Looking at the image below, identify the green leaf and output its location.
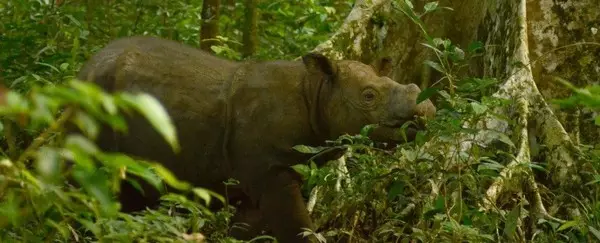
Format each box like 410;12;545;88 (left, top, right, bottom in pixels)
504;206;520;238
404;0;414;9
101;95;118;115
482;130;515;148
60;147;95;172
293;145;326;154
387;181;405;201
119;93;180;153
6;91;29;113
124;177;146;195
151;163;190;191
595;115;600;126
589;226;600;240
451;46;465;61
417;87;440;104
360;124;376;136
424;2;439;13
415;130;426;146
424;60;445;74
72;167;118;217
400;148;417;162
470;102;488;115
291;164;311;178
557;220;578;232
211;45;224;54
467;41;484;53
36;147;61;181
477;161;505;172
59;63;70;71
192;188;212;205
73;111;99;139
192;188;211;205
432;38;445;47
97;153;163;191
65;134;99;155
585;175;600;186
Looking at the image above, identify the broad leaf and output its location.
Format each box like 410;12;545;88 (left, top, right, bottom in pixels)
119;93;180;153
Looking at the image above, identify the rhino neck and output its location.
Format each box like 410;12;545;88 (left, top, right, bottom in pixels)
301;68;331;144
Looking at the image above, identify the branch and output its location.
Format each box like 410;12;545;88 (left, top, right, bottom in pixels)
15;107;75;167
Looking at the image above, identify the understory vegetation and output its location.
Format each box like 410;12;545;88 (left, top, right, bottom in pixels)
1;0;599;242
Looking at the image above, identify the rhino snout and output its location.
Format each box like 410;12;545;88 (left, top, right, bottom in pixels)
383;83;436;129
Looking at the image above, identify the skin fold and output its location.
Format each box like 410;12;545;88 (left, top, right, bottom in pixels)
74;36;436;243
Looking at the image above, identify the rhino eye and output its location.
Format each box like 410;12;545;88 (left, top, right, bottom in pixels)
362;89;377;102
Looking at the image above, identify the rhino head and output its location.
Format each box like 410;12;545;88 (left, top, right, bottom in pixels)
302;53;436;145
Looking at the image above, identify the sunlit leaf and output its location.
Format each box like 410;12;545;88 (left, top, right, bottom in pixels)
65;134;99;155
293;145;325;154
404;0;414;9
119;93;180;153
36;147;61;181
96;153;163;192
470;102;487;115
5;91;29;113
291;164;311;178
557;220;578;232
423;2;438;13
73;111;99;139
151;163;190;191
192;188;212;205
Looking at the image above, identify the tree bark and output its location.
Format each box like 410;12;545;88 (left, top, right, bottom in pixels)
200;0;221;52
242;0;258;58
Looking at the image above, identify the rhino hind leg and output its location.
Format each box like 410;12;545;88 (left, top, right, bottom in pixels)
229;198;269;240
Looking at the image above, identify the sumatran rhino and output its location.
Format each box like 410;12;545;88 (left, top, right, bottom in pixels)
75;36;435;242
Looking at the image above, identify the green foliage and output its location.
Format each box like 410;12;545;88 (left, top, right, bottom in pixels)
553;76;600;126
218;0;352;60
0;79;226;241
2;0;599;242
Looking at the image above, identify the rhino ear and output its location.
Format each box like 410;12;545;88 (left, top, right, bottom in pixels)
373;57;393;77
302;53;336;77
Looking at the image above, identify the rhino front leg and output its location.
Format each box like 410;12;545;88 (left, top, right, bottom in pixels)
258;168;317;243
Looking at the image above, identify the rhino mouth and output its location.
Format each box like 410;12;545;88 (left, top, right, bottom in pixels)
368;118;426;147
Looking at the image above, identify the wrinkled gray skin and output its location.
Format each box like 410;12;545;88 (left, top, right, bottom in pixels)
75;36;436;242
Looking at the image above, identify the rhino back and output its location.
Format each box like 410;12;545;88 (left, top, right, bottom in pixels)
77;36;240;187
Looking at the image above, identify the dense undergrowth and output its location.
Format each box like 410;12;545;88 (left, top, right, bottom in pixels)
1;0;599;242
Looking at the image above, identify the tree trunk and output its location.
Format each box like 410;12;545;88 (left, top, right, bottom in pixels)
200;0;221;52
242;0;258;58
308;0;599;240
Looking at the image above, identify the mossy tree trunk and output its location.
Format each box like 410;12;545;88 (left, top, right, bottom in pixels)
200;0;221;52
242;0;258;58
309;0;599;239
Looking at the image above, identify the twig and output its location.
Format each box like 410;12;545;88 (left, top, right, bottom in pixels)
15;107;75;167
3;119;18;160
